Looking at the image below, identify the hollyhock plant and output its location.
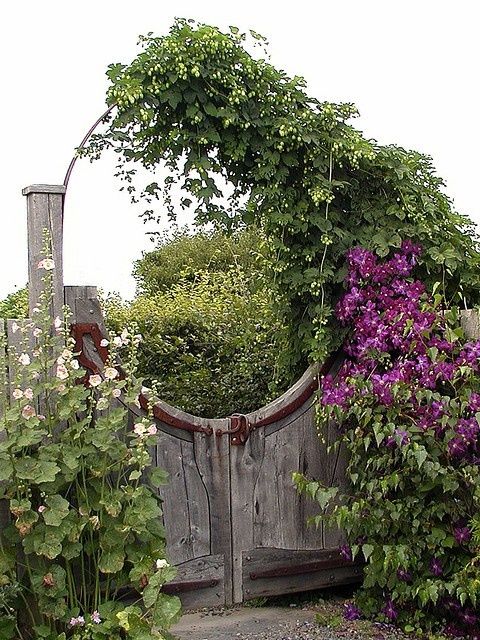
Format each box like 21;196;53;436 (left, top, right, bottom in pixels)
0;244;180;639
295;241;480;636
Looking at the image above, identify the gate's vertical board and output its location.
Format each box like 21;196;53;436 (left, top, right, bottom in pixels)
194;430;233;605
155;432;210;565
229;429;265;603
461;310;480;340
253;405;326;550
323;419;348;549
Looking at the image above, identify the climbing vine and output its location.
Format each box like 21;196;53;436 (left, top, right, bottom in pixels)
83;18;480;366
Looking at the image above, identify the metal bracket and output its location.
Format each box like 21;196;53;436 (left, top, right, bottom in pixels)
71;322;109;375
216;414;252;446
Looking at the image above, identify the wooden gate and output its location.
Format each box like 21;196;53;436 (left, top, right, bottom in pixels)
14;184;362;609
72;308;361;609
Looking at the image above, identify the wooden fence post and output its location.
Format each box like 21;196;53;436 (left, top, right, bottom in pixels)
22;184;66;319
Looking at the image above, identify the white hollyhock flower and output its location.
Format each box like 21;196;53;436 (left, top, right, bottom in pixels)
147;424;158;436
22;405;36;420
56;364;68;380
12;388;23;400
71;359;80;370
97;397;109;410
133;423;146;436
37;258;55;270
54;316;62;329
88;374;102;387
104;367;118;380
112;388;121;398
156;559;169;570
19;353;31;366
113;336;122;347
100;338;109;347
24;388;34;400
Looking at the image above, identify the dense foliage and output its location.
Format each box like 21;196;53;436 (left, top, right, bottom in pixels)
105;229;290;418
295;243;480;637
132;226;265;295
0;286;28;319
0;258;180;639
84;18;480;366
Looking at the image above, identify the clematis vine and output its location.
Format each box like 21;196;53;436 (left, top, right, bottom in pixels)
303;241;480;637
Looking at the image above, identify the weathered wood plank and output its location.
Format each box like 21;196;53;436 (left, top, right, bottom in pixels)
253;403;329;551
242;548;362;599
166;554;225;609
229;427;265;603
65;286;108;374
461;309;480;340
23;185;65;319
155;432;210;565
194;429;233;604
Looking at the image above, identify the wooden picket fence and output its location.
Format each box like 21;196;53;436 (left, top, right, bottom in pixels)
3;184;479;608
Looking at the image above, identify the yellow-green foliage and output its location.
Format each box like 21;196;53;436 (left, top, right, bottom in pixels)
0;287;28;319
105;229;292;417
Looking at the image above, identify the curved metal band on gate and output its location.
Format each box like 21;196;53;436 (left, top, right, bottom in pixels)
71;322;343;444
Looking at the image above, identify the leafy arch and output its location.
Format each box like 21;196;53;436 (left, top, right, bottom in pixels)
85;18;480;364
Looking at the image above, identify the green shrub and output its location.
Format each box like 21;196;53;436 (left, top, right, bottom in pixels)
85;19;480;367
0;286;28;319
133;227;267;295
105;265;290;418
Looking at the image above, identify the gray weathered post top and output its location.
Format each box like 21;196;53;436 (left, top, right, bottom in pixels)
22;184;66;319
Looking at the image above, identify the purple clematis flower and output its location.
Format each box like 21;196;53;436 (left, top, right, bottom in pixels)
454;524;472;545
396;567;412;582
382;598;398;621
343;603;361;621
339;544;353;562
430;557;443;577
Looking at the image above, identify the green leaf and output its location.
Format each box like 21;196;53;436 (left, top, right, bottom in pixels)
43;495;70;527
413;447;428;469
0;456;13;481
99;549;125;574
362;544;374;561
149;467;169;487
15;458;60;483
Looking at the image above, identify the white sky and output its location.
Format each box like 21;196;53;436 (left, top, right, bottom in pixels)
1;0;479;300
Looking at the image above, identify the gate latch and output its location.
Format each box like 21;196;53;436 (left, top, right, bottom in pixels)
216;414;252;446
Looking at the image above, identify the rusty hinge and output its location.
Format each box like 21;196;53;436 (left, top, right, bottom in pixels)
216;414;252;446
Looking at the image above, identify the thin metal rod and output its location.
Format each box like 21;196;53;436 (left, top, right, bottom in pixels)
63;104;116;192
